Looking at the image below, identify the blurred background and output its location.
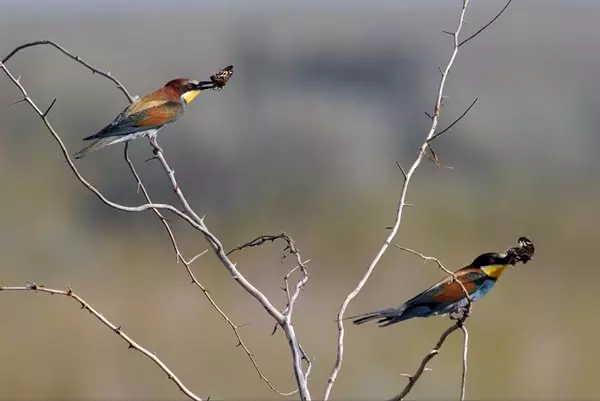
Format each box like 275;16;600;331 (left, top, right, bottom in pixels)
1;0;598;399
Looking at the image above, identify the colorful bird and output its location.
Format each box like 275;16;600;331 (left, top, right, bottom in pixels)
74;65;233;159
351;237;535;327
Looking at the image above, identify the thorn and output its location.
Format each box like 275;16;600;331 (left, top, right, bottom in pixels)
7;98;27;107
43;98;57;117
443;30;455;36
424;111;434;120
128;344;135;349
424;367;433;372
400;373;413;379
438;66;444;76
16;75;21;83
115;325;122;332
395;161;407;180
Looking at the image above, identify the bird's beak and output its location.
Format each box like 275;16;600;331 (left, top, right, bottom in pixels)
182;81;217;104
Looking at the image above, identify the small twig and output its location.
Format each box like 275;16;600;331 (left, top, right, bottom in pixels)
458;0;513;48
2;40;134;102
428;97;478;143
226;233;293;258
395;161;407;181
42;98;57;117
0;282;202;401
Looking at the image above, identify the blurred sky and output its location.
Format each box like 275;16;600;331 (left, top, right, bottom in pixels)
1;0;599;400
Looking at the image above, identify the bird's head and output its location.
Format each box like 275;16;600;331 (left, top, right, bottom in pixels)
471;252;511;279
165;78;212;105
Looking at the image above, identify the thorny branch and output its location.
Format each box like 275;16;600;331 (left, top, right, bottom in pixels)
0;282;204;401
388;316;469;401
324;0;513;399
2;40;135;102
2;43;311;399
124;145;297;396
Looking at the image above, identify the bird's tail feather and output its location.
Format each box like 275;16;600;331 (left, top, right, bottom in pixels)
73;137;118;159
349;307;408;327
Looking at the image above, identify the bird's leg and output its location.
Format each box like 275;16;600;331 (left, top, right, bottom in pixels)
148;135;164;155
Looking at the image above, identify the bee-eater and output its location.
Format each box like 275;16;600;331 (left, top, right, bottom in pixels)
74;66;233;159
351;237;535;327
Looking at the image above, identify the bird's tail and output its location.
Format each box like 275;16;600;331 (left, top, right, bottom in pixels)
73;137;118;159
348;306;408;327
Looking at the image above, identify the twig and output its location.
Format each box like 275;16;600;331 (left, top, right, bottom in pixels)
0;282;203;401
428;97;478;143
388;318;467;401
459;0;513;48
2;40;134;102
324;2;473;399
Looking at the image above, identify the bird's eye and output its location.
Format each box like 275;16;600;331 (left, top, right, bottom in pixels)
186;83;194;90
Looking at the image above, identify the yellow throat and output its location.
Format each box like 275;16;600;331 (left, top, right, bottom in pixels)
481;264;509;279
182;90;201;104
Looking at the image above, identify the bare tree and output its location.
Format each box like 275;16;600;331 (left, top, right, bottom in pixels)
0;1;514;400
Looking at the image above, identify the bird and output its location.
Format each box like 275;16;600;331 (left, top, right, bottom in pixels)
351;237;535;327
74;66;233;159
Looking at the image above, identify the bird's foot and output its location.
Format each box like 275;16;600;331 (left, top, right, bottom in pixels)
449;306;470;322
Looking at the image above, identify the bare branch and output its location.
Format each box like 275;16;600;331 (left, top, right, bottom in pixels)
459;0;513;48
388;318;467;401
226;232;311;397
324;2;474;398
2;40;135;102
428;97;478;143
150;150;311;400
0;282;203;401
460;324;469;401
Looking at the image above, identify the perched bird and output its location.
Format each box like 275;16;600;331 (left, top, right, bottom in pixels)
351;237;535;327
74;65;233;159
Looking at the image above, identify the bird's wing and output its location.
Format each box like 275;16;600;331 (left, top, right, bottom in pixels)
404;266;486;306
84;100;183;140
